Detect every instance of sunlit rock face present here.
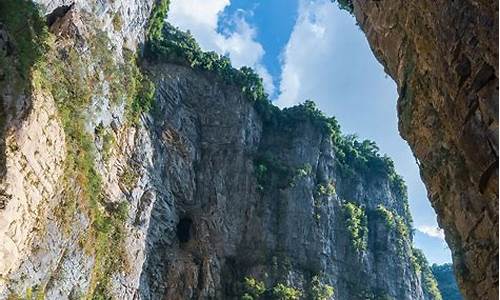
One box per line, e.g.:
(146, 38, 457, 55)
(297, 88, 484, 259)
(1, 0, 495, 299)
(0, 0, 435, 298)
(135, 62, 429, 299)
(34, 0, 154, 50)
(350, 1, 498, 298)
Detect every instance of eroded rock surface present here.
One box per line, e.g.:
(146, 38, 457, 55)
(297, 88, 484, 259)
(351, 1, 498, 298)
(0, 0, 496, 299)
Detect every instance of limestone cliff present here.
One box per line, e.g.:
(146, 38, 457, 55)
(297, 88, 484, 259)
(348, 1, 498, 299)
(0, 0, 491, 299)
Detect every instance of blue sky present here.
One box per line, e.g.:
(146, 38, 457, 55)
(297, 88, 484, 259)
(168, 0, 451, 264)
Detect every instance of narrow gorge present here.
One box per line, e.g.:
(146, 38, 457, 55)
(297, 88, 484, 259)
(0, 0, 496, 299)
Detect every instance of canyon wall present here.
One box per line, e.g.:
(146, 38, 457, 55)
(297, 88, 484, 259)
(350, 1, 498, 299)
(0, 0, 443, 299)
(1, 0, 497, 299)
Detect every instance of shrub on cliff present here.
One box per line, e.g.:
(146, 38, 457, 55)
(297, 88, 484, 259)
(242, 277, 266, 300)
(146, 23, 269, 105)
(412, 248, 443, 300)
(343, 201, 368, 251)
(311, 276, 335, 300)
(272, 283, 302, 300)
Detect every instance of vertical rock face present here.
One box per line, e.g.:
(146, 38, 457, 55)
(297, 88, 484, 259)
(135, 62, 428, 299)
(431, 264, 463, 300)
(1, 0, 495, 299)
(349, 1, 498, 299)
(0, 1, 439, 297)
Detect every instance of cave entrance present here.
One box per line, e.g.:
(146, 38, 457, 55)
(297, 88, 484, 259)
(176, 216, 193, 243)
(46, 4, 73, 27)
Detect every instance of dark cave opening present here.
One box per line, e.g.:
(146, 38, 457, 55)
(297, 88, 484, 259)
(46, 4, 74, 27)
(176, 217, 193, 243)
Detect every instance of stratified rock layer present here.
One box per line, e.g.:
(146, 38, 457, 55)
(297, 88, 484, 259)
(351, 1, 498, 299)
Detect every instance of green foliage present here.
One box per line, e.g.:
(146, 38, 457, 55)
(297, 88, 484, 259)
(395, 215, 410, 240)
(376, 204, 411, 254)
(120, 166, 139, 191)
(412, 248, 443, 300)
(95, 124, 115, 162)
(310, 276, 334, 300)
(30, 24, 140, 300)
(146, 23, 269, 105)
(334, 135, 393, 178)
(375, 205, 396, 229)
(296, 164, 312, 178)
(25, 285, 45, 300)
(0, 0, 48, 89)
(253, 155, 298, 190)
(242, 277, 266, 300)
(272, 283, 302, 300)
(431, 264, 463, 300)
(376, 204, 409, 238)
(331, 0, 354, 13)
(147, 0, 170, 41)
(254, 163, 268, 191)
(122, 49, 156, 125)
(316, 181, 336, 197)
(343, 202, 368, 251)
(112, 13, 122, 31)
(277, 100, 340, 136)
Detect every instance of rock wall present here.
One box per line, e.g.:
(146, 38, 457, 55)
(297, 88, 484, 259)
(134, 61, 429, 299)
(2, 0, 495, 299)
(0, 1, 440, 299)
(349, 1, 498, 299)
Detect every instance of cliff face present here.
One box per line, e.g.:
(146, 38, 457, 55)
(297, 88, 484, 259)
(349, 1, 498, 299)
(0, 1, 443, 299)
(431, 264, 463, 300)
(136, 61, 427, 299)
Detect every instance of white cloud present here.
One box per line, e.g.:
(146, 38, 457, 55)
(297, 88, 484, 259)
(168, 0, 275, 96)
(417, 225, 446, 240)
(276, 0, 338, 108)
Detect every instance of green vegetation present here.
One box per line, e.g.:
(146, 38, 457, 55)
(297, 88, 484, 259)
(25, 285, 45, 300)
(6, 285, 45, 300)
(112, 13, 122, 31)
(332, 0, 354, 13)
(122, 49, 156, 125)
(253, 155, 301, 191)
(147, 0, 170, 41)
(146, 23, 269, 105)
(272, 283, 302, 300)
(412, 248, 443, 300)
(375, 205, 396, 229)
(431, 264, 463, 300)
(0, 0, 48, 91)
(242, 277, 266, 300)
(375, 204, 411, 253)
(120, 165, 140, 191)
(239, 277, 303, 300)
(315, 181, 336, 197)
(313, 181, 335, 222)
(144, 22, 413, 236)
(343, 202, 368, 251)
(296, 164, 312, 178)
(21, 10, 147, 299)
(310, 276, 334, 300)
(95, 123, 115, 162)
